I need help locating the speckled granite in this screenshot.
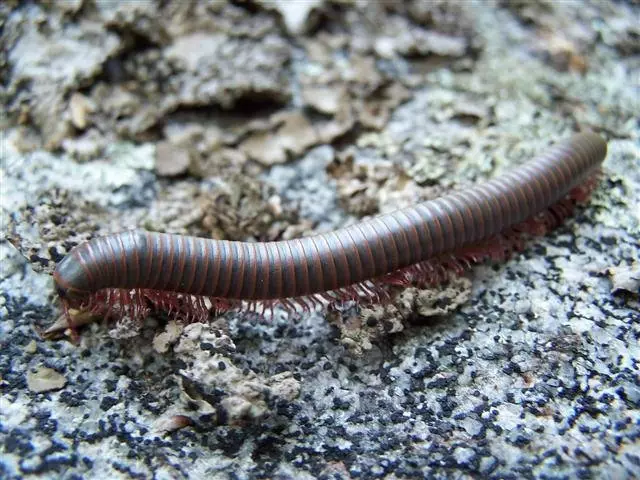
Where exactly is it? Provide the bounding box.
[1,1,639,479]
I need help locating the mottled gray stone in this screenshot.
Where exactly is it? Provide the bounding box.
[1,1,639,480]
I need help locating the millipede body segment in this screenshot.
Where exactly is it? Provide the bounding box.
[53,133,607,323]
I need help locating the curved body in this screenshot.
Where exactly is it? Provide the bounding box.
[54,133,607,304]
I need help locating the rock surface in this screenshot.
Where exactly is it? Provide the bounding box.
[1,1,639,479]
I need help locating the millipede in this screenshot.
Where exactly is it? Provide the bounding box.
[53,132,607,329]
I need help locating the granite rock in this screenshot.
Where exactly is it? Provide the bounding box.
[1,1,638,479]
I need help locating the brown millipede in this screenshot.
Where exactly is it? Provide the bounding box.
[53,133,607,326]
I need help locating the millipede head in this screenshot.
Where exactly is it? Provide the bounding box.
[52,267,92,309]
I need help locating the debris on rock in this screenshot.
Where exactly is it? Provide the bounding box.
[258,0,324,35]
[108,316,144,340]
[199,174,301,241]
[23,340,37,354]
[535,31,589,74]
[155,141,191,177]
[4,6,121,148]
[240,111,318,166]
[69,93,96,130]
[499,0,600,73]
[302,84,348,116]
[136,180,203,235]
[327,146,444,217]
[61,129,107,162]
[152,321,185,354]
[163,31,291,109]
[607,262,640,296]
[26,366,67,393]
[2,0,471,169]
[333,276,473,356]
[172,322,301,425]
[3,2,293,159]
[5,189,102,274]
[153,414,194,434]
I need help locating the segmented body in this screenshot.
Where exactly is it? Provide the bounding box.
[53,133,607,320]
